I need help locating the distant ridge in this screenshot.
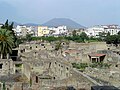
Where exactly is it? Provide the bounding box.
[9,22,39,27]
[23,23,39,26]
[9,18,85,29]
[42,18,85,29]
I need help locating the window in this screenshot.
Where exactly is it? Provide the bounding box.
[112,30,113,35]
[20,50,23,53]
[41,44,44,46]
[36,76,38,83]
[30,47,32,50]
[116,65,118,67]
[15,70,19,73]
[0,64,3,69]
[23,49,25,52]
[66,67,69,70]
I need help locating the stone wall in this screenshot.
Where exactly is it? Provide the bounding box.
[0,59,14,76]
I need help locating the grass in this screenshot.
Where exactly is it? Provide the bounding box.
[15,64,22,68]
[72,63,111,70]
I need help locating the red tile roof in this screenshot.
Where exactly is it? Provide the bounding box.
[88,53,106,57]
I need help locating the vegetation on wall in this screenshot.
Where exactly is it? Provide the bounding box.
[72,63,111,71]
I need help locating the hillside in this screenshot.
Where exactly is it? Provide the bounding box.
[42,18,85,29]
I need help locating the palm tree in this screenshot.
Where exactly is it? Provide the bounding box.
[0,29,14,59]
[1,20,18,48]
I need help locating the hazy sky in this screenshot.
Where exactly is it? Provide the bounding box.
[0,0,119,26]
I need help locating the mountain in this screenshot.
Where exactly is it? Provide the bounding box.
[23,23,39,26]
[9,18,85,29]
[42,18,85,29]
[9,22,39,27]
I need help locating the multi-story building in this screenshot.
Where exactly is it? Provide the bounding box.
[37,26,49,36]
[13,25,35,37]
[49,26,68,36]
[103,25,120,35]
[67,28,86,36]
[86,25,104,37]
[86,25,120,37]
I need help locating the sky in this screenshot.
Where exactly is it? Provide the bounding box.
[0,0,120,26]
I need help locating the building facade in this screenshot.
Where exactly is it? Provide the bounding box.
[86,25,120,37]
[49,26,68,36]
[86,26,104,37]
[37,26,49,36]
[13,25,35,37]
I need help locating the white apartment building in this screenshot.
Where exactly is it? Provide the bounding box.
[49,26,68,36]
[86,25,120,37]
[13,25,35,37]
[86,26,104,37]
[102,25,120,35]
[13,25,27,36]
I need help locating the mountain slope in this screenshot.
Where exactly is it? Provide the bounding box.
[23,23,39,26]
[42,18,85,29]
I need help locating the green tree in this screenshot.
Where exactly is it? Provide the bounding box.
[43,36,57,42]
[98,32,106,40]
[1,19,9,29]
[72,30,77,36]
[1,20,18,48]
[0,29,14,58]
[105,34,119,47]
[80,32,89,42]
[26,34,32,42]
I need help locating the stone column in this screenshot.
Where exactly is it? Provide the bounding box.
[96,58,97,62]
[90,57,92,63]
[98,57,100,62]
[7,53,9,59]
[1,54,3,59]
